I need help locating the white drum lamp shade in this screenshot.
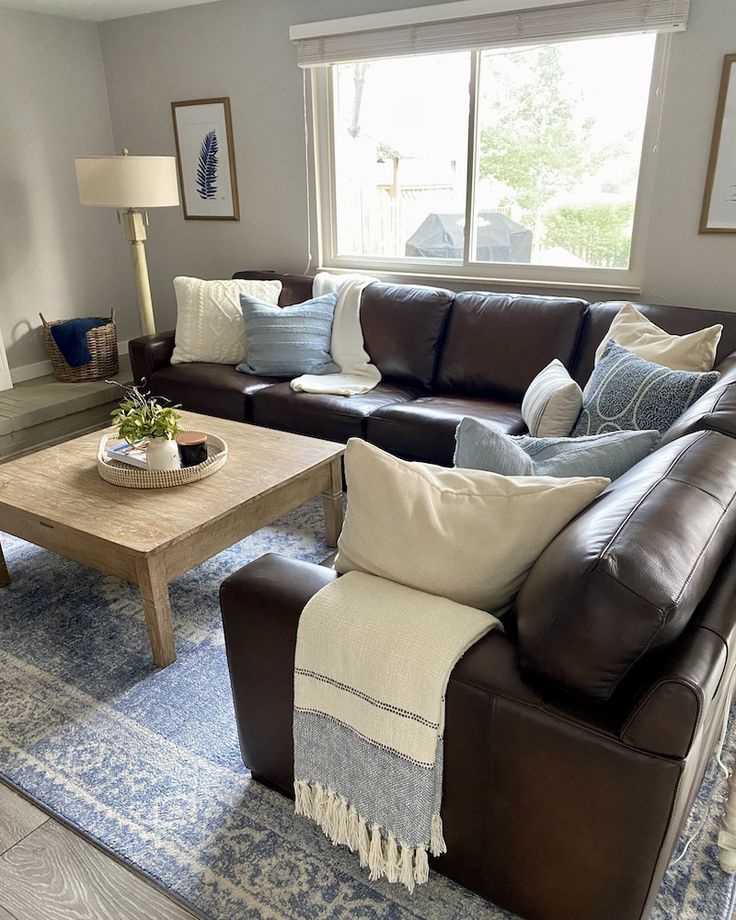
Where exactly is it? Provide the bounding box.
[75,155,179,208]
[75,152,179,338]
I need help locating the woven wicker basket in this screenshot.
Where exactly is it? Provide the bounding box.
[97,432,228,489]
[41,311,118,383]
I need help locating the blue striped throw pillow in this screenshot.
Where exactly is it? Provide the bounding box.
[236,292,340,377]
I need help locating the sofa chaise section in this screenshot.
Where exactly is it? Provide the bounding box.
[220,429,736,920]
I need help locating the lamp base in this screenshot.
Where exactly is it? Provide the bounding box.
[121,209,156,337]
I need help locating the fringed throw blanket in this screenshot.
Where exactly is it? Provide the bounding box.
[293,571,500,891]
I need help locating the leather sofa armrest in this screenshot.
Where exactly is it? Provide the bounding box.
[220,554,336,794]
[128,330,176,386]
[620,626,726,759]
[220,553,726,790]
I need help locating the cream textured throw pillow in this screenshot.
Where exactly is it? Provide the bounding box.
[335,439,609,611]
[522,359,582,437]
[594,302,722,372]
[171,276,282,365]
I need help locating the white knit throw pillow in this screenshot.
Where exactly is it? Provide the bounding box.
[171,276,282,365]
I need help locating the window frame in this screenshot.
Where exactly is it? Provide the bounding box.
[310,32,671,292]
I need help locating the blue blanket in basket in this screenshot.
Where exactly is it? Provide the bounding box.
[50,317,108,367]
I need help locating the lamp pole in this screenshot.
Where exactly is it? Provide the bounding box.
[121,208,156,336]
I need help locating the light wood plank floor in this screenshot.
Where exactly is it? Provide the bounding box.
[0,782,197,920]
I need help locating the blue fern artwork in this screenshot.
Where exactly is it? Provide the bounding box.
[196,130,219,199]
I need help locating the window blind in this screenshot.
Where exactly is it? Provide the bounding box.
[292,0,688,67]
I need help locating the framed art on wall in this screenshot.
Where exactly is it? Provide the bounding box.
[171,97,240,220]
[700,54,736,233]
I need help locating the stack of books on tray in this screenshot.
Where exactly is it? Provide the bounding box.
[105,439,148,469]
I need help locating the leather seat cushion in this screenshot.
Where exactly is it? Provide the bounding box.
[366,396,525,465]
[251,381,423,443]
[149,363,280,422]
[517,430,736,700]
[436,292,588,400]
[573,301,736,386]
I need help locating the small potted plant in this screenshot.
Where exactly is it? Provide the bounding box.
[110,382,183,471]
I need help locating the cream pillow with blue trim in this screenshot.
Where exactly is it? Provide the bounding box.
[522,359,582,437]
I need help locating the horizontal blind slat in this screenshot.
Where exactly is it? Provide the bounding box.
[295,0,688,66]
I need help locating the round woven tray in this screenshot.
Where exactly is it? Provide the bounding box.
[97,432,228,489]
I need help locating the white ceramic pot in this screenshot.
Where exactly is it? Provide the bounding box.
[146,436,181,472]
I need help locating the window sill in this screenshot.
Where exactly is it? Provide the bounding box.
[317,264,642,297]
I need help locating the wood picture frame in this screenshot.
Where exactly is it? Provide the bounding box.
[700,54,736,234]
[171,97,240,221]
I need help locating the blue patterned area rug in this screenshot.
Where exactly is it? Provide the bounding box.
[0,498,735,920]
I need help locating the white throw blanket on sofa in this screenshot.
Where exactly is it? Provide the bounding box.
[293,571,500,891]
[290,272,380,397]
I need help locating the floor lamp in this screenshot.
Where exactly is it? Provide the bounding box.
[75,150,179,337]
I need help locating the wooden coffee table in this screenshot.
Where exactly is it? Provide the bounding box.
[0,411,344,668]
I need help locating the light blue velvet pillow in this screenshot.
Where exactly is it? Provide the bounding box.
[236,292,339,377]
[572,341,719,437]
[454,417,658,481]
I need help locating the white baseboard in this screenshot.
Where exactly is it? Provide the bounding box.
[10,340,130,385]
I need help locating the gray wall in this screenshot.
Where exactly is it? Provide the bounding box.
[98,0,736,328]
[643,0,736,311]
[3,0,735,374]
[99,0,456,331]
[0,7,135,373]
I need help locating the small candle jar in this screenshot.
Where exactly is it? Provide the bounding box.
[176,431,208,468]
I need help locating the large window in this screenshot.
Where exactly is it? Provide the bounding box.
[313,31,662,287]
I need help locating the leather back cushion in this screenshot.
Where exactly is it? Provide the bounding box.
[436,292,588,400]
[573,301,736,386]
[516,431,736,701]
[359,283,453,388]
[232,270,313,306]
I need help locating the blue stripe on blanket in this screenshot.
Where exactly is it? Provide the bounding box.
[294,709,442,849]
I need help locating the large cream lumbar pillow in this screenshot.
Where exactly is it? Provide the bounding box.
[594,302,722,372]
[171,276,282,365]
[335,439,609,611]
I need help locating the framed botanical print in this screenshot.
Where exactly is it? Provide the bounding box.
[171,97,240,220]
[700,54,736,233]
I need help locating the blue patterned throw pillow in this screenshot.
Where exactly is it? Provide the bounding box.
[572,341,719,437]
[455,417,658,481]
[236,292,340,377]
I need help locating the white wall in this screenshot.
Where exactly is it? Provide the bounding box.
[0,7,134,377]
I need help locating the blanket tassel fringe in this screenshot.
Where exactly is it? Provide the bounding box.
[294,780,443,892]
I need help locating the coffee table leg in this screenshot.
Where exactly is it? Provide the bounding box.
[0,539,10,587]
[136,554,176,667]
[323,456,345,548]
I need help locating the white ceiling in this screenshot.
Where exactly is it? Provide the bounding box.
[0,0,219,21]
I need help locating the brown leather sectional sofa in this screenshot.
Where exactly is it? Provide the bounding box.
[131,273,736,919]
[129,270,736,464]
